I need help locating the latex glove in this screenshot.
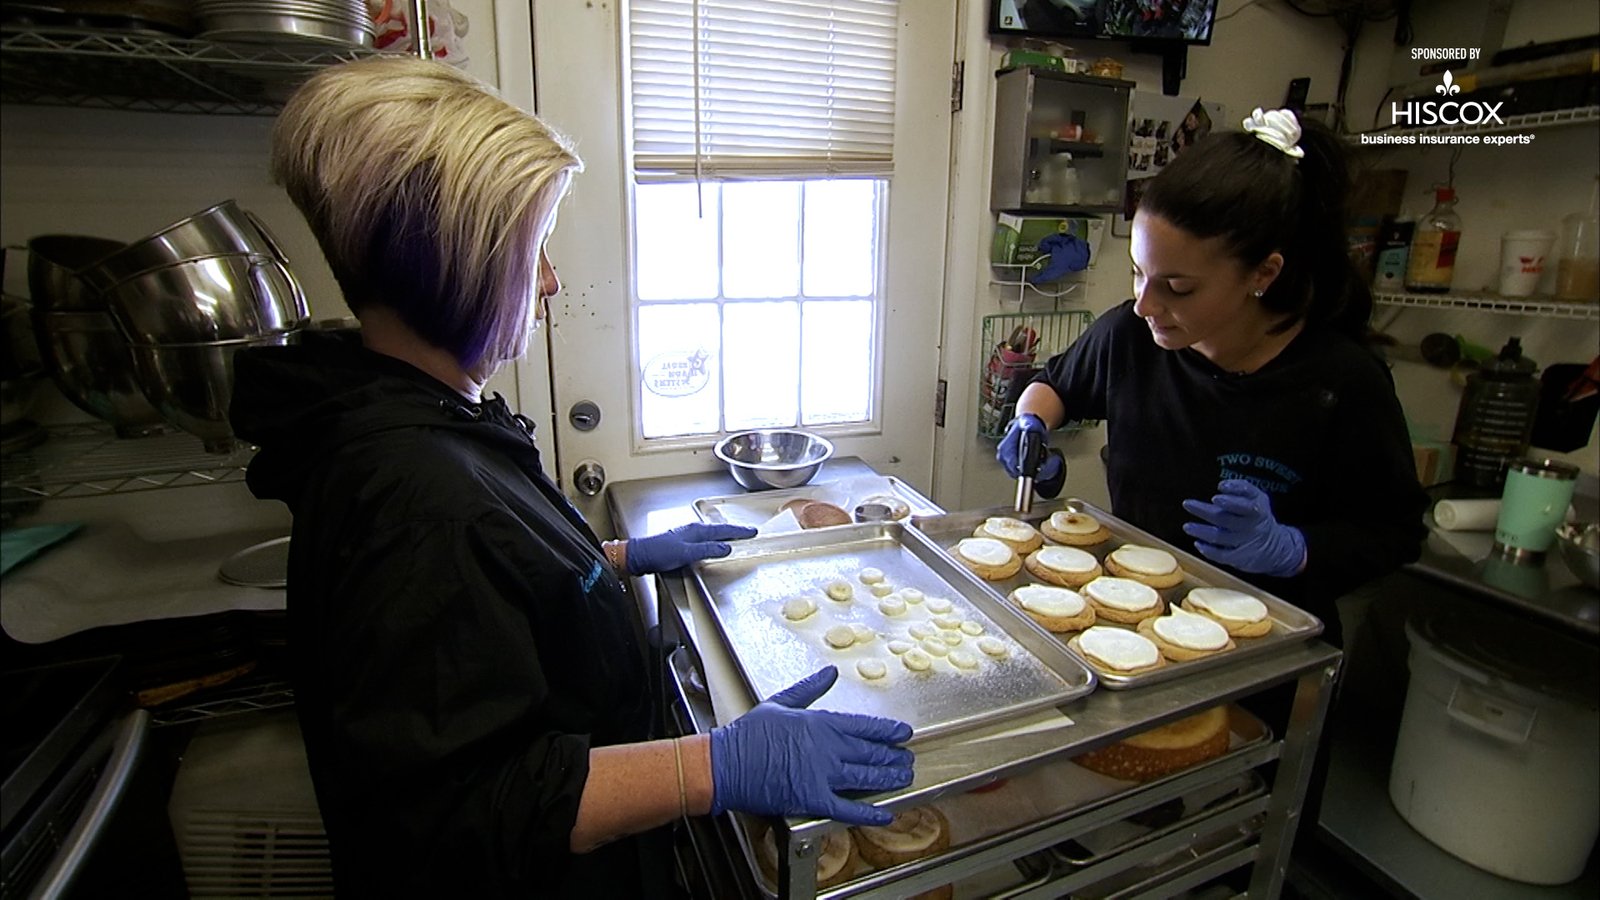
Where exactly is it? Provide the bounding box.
[1181,480,1307,578]
[625,523,758,575]
[1030,233,1091,283]
[996,414,1064,482]
[710,666,914,825]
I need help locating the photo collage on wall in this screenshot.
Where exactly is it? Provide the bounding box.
[1118,93,1226,232]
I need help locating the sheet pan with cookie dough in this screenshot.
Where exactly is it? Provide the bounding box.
[910,500,1322,690]
[688,521,1096,743]
[692,475,941,531]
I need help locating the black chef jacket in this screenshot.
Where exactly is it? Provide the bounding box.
[1034,300,1428,632]
[231,332,656,898]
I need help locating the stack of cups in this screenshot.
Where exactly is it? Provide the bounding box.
[1498,230,1556,297]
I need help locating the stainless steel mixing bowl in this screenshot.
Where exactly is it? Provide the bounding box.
[79,200,290,292]
[713,429,835,491]
[26,235,126,311]
[1556,523,1600,591]
[104,254,307,344]
[32,310,169,437]
[129,332,299,453]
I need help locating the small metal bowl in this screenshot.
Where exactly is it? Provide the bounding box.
[1556,523,1600,591]
[713,429,834,492]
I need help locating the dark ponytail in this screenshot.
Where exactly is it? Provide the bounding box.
[1138,111,1372,340]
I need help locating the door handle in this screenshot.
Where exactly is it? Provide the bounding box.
[574,460,606,497]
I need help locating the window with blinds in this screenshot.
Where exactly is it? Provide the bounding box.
[624,0,901,440]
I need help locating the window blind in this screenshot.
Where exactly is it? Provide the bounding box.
[628,0,900,182]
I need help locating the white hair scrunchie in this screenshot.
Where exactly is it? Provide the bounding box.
[1242,107,1305,159]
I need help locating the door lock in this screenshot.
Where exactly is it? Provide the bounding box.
[574,460,606,497]
[569,400,601,432]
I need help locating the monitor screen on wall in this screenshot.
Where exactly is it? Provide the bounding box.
[990,0,1218,45]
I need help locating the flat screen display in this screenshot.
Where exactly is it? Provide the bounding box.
[991,0,1218,45]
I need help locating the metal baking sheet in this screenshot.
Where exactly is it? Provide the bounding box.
[690,522,1096,745]
[692,476,942,529]
[910,499,1323,689]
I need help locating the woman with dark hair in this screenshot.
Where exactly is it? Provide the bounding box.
[997,108,1427,634]
[228,57,914,899]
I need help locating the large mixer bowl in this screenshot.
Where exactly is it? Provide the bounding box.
[32,310,169,437]
[103,254,307,344]
[78,200,290,292]
[129,332,299,453]
[26,235,126,311]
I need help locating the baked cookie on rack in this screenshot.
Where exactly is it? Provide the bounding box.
[1103,544,1186,589]
[1008,584,1095,633]
[1071,705,1231,782]
[1022,545,1102,588]
[1136,607,1236,661]
[1039,509,1111,546]
[1181,587,1272,638]
[755,823,858,890]
[952,537,1022,580]
[851,806,954,898]
[1080,576,1164,625]
[1068,625,1166,676]
[972,516,1044,554]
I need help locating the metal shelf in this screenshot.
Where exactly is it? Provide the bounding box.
[1374,290,1600,321]
[1,422,254,504]
[1351,105,1600,142]
[149,675,295,728]
[0,26,388,115]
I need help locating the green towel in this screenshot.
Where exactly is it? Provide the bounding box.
[1,523,84,578]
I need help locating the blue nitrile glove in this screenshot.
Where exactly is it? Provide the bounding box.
[710,666,914,826]
[996,414,1064,482]
[1181,479,1307,579]
[625,523,758,575]
[1030,233,1091,284]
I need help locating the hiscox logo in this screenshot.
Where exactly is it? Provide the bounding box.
[1360,52,1535,147]
[1391,69,1506,127]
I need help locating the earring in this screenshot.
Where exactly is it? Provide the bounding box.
[1252,289,1264,298]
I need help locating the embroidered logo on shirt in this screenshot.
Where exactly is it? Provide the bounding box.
[581,560,604,593]
[1216,454,1303,494]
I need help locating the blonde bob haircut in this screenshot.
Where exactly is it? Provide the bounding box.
[272,57,580,368]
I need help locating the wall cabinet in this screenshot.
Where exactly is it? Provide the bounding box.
[991,67,1133,215]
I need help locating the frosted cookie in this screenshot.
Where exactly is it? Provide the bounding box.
[1069,626,1167,676]
[953,538,1021,580]
[825,624,858,649]
[1137,607,1236,661]
[973,516,1044,554]
[1182,588,1272,638]
[1009,584,1095,633]
[899,588,925,605]
[852,806,952,869]
[1081,576,1164,625]
[948,649,979,670]
[1040,510,1112,546]
[860,567,886,584]
[856,659,889,680]
[757,824,856,890]
[825,580,854,601]
[1104,544,1185,589]
[878,595,908,617]
[902,648,934,671]
[977,636,1008,657]
[850,623,877,644]
[959,620,984,636]
[782,595,818,621]
[924,597,954,614]
[1023,545,1103,588]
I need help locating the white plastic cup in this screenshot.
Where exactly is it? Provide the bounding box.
[1498,230,1556,297]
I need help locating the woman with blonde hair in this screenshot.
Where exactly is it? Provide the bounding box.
[231,57,913,898]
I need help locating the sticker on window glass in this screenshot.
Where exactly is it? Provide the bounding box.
[643,348,712,397]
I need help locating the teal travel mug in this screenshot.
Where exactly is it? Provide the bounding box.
[1492,458,1580,562]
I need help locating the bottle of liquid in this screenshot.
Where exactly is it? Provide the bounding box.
[1555,178,1599,302]
[1450,336,1541,489]
[1046,152,1081,206]
[1405,188,1463,293]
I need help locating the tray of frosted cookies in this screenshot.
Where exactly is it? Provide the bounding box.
[689,521,1096,743]
[909,500,1322,689]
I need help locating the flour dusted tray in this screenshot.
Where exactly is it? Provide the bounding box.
[692,475,942,529]
[911,500,1322,690]
[690,522,1095,743]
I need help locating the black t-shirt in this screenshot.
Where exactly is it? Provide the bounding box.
[1035,300,1427,628]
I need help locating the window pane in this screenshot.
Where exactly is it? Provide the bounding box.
[800,300,873,425]
[723,301,799,430]
[638,303,721,438]
[803,180,878,297]
[722,181,801,299]
[636,183,720,301]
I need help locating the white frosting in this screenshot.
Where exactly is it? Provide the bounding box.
[856,659,888,680]
[1048,511,1103,534]
[1032,546,1100,574]
[921,639,950,657]
[960,620,984,636]
[1110,544,1178,575]
[957,538,1015,567]
[887,639,914,655]
[933,614,963,630]
[948,649,979,670]
[900,588,925,604]
[858,808,943,853]
[908,622,936,640]
[977,636,1008,657]
[825,580,853,601]
[1152,608,1230,650]
[1186,587,1268,623]
[825,624,857,648]
[980,516,1038,542]
[1083,577,1160,611]
[878,596,908,617]
[851,623,877,643]
[782,595,817,621]
[941,631,964,646]
[902,648,933,671]
[1078,626,1161,670]
[925,597,954,614]
[1013,584,1086,617]
[870,582,895,597]
[859,567,885,584]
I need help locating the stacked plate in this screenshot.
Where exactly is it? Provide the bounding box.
[195,0,374,48]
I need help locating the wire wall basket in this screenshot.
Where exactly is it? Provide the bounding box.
[977,310,1098,440]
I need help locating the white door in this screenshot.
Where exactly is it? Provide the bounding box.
[524,0,957,524]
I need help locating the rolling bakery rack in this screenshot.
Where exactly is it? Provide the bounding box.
[606,467,1342,900]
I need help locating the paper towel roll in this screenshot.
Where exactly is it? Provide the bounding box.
[1433,499,1501,532]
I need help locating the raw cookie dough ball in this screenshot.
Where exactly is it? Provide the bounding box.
[948,649,979,670]
[902,648,933,671]
[825,580,854,601]
[878,595,908,617]
[870,582,895,597]
[850,623,877,644]
[856,659,888,680]
[887,639,915,655]
[940,631,964,647]
[825,624,857,648]
[920,639,950,657]
[933,614,963,630]
[960,621,985,636]
[783,595,818,621]
[925,597,954,614]
[859,567,886,584]
[900,588,925,605]
[908,622,937,641]
[977,636,1008,657]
